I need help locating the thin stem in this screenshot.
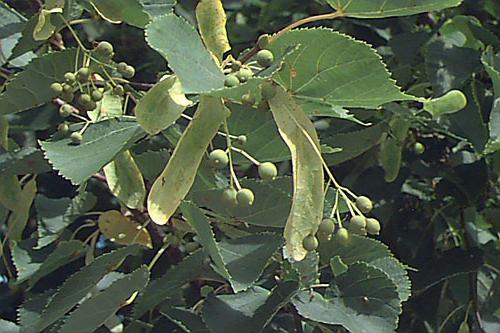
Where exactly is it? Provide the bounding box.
[223,120,241,190]
[230,147,261,166]
[71,221,96,239]
[58,14,87,51]
[147,241,170,271]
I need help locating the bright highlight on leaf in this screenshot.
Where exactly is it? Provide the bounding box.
[269,86,324,261]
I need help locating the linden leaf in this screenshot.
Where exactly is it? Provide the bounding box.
[98,210,152,249]
[327,0,463,18]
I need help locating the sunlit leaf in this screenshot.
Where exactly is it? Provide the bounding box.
[98,210,152,248]
[196,0,231,62]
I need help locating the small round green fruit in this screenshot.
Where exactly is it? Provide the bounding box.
[113,85,125,96]
[256,49,274,67]
[95,41,114,57]
[224,75,240,87]
[258,162,278,181]
[303,234,319,251]
[318,218,335,235]
[59,104,73,118]
[355,196,373,214]
[414,142,425,155]
[236,188,255,207]
[236,135,247,145]
[76,67,90,83]
[57,123,70,135]
[261,82,277,100]
[70,132,82,144]
[78,94,92,106]
[365,218,381,235]
[117,62,128,73]
[237,68,253,83]
[91,90,103,102]
[208,149,229,169]
[50,83,63,96]
[231,60,242,71]
[122,65,135,79]
[334,227,350,245]
[64,72,76,84]
[257,34,271,49]
[222,188,238,207]
[350,215,366,229]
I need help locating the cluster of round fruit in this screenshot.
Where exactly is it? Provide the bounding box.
[224,49,275,89]
[302,196,381,252]
[208,148,278,208]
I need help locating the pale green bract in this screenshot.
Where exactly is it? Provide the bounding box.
[148,96,229,225]
[269,86,324,261]
[268,28,414,110]
[135,75,192,135]
[327,0,463,18]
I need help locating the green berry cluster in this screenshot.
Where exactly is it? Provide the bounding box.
[49,41,138,145]
[345,196,381,237]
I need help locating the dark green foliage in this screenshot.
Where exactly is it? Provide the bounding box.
[1,1,499,333]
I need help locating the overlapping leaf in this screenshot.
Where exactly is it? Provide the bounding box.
[40,117,144,185]
[97,210,152,248]
[35,245,141,332]
[146,13,226,93]
[196,0,230,62]
[203,281,299,333]
[293,263,401,333]
[90,0,149,28]
[60,266,149,333]
[0,49,81,115]
[268,28,414,110]
[327,0,463,18]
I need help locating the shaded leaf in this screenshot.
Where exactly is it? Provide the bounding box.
[269,28,413,109]
[133,249,221,318]
[293,263,401,333]
[481,47,500,154]
[36,245,141,331]
[140,0,176,17]
[40,117,144,185]
[8,178,37,241]
[0,319,19,333]
[196,0,230,62]
[380,114,410,182]
[148,96,229,225]
[323,122,388,165]
[218,233,283,292]
[0,49,82,115]
[98,210,152,249]
[135,75,192,135]
[0,147,51,176]
[319,234,411,302]
[12,240,86,285]
[35,192,97,248]
[191,177,292,228]
[180,201,231,280]
[60,266,149,333]
[33,8,61,41]
[203,281,299,333]
[160,306,210,333]
[103,150,146,210]
[327,0,463,18]
[269,87,324,261]
[145,14,226,93]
